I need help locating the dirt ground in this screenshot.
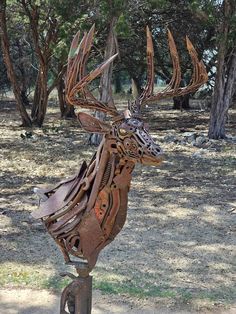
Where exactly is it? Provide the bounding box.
[0,99,235,313]
[1,288,236,314]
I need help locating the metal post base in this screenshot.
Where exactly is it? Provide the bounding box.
[60,261,92,314]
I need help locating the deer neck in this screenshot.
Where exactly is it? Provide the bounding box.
[86,136,135,211]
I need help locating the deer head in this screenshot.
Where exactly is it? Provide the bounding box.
[66,25,208,166]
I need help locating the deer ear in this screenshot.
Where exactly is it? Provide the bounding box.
[78,112,111,133]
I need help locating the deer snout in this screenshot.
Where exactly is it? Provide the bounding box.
[141,143,164,165]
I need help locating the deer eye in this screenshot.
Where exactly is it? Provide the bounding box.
[119,128,128,135]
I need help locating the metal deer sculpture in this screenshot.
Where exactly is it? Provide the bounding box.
[32,25,207,272]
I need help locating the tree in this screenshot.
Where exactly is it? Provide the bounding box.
[19,0,90,126]
[208,0,236,139]
[0,50,10,96]
[20,0,61,126]
[0,0,32,126]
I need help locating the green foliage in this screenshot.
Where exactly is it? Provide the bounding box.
[148,0,171,10]
[115,14,130,38]
[189,0,236,45]
[99,0,126,17]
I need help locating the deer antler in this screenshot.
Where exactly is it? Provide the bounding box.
[138,26,208,108]
[65,25,119,116]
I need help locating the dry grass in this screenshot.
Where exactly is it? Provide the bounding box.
[0,99,236,312]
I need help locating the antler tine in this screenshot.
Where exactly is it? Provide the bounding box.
[65,30,80,90]
[65,25,119,116]
[140,29,208,105]
[165,29,181,91]
[65,32,87,97]
[139,26,155,105]
[78,25,117,112]
[183,36,208,92]
[68,54,118,103]
[79,24,96,99]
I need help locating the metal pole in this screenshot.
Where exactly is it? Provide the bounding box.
[74,275,92,314]
[60,261,92,314]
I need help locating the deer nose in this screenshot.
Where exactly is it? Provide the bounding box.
[153,147,163,156]
[146,144,163,156]
[154,144,161,152]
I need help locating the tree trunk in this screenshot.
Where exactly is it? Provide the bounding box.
[114,72,122,93]
[31,65,48,127]
[57,79,66,118]
[16,38,30,107]
[0,1,32,127]
[31,72,40,118]
[21,90,30,107]
[131,77,142,97]
[57,76,76,119]
[208,0,236,139]
[173,95,190,110]
[209,51,236,138]
[64,105,76,119]
[89,17,117,145]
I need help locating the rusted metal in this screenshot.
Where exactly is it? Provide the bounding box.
[133,26,208,114]
[60,261,92,314]
[32,25,207,313]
